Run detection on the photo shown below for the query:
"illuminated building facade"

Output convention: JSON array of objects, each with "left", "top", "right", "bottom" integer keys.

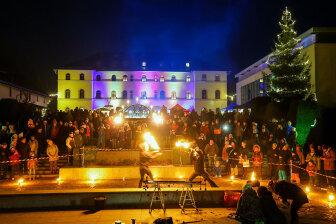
[{"left": 56, "top": 66, "right": 228, "bottom": 113}]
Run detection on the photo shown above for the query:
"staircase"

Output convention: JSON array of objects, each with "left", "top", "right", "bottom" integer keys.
[{"left": 22, "top": 157, "right": 68, "bottom": 179}]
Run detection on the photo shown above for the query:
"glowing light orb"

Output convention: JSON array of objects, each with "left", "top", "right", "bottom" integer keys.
[
  {"left": 305, "top": 187, "right": 310, "bottom": 193},
  {"left": 179, "top": 176, "right": 183, "bottom": 179},
  {"left": 329, "top": 194, "right": 335, "bottom": 201},
  {"left": 153, "top": 113, "right": 163, "bottom": 124},
  {"left": 114, "top": 116, "right": 122, "bottom": 124},
  {"left": 231, "top": 176, "right": 234, "bottom": 180},
  {"left": 223, "top": 125, "right": 229, "bottom": 131},
  {"left": 18, "top": 179, "right": 24, "bottom": 186}
]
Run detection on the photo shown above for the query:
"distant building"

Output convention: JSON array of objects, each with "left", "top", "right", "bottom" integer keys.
[
  {"left": 0, "top": 79, "right": 50, "bottom": 107},
  {"left": 235, "top": 27, "right": 336, "bottom": 107}
]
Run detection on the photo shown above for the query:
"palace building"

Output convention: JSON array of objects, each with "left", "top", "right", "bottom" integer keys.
[
  {"left": 235, "top": 27, "right": 336, "bottom": 107},
  {"left": 55, "top": 53, "right": 228, "bottom": 113}
]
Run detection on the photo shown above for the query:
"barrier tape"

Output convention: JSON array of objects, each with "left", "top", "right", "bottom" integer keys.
[
  {"left": 292, "top": 164, "right": 336, "bottom": 180},
  {"left": 0, "top": 153, "right": 84, "bottom": 164},
  {"left": 82, "top": 147, "right": 173, "bottom": 151}
]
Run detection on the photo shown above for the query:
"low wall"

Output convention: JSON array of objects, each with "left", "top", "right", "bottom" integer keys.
[{"left": 59, "top": 166, "right": 194, "bottom": 181}]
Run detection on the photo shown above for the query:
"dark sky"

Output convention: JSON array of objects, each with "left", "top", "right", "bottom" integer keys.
[{"left": 0, "top": 0, "right": 335, "bottom": 94}]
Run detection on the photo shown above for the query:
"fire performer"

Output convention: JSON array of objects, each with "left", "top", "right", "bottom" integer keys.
[{"left": 189, "top": 146, "right": 218, "bottom": 187}]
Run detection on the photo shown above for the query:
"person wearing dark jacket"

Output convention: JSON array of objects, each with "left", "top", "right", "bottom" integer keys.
[
  {"left": 257, "top": 186, "right": 286, "bottom": 224},
  {"left": 0, "top": 142, "right": 8, "bottom": 179},
  {"left": 239, "top": 140, "right": 250, "bottom": 179},
  {"left": 268, "top": 180, "right": 308, "bottom": 224},
  {"left": 267, "top": 143, "right": 279, "bottom": 180},
  {"left": 228, "top": 144, "right": 240, "bottom": 178},
  {"left": 17, "top": 137, "right": 30, "bottom": 174},
  {"left": 189, "top": 146, "right": 218, "bottom": 187}
]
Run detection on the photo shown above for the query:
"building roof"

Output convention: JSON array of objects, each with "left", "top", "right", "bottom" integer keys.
[
  {"left": 235, "top": 27, "right": 336, "bottom": 78},
  {"left": 0, "top": 79, "right": 49, "bottom": 98},
  {"left": 55, "top": 52, "right": 228, "bottom": 72}
]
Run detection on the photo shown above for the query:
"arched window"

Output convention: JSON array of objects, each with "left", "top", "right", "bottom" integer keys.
[
  {"left": 111, "top": 75, "right": 116, "bottom": 81},
  {"left": 130, "top": 75, "right": 134, "bottom": 81},
  {"left": 111, "top": 90, "right": 116, "bottom": 99},
  {"left": 142, "top": 75, "right": 146, "bottom": 82},
  {"left": 171, "top": 91, "right": 176, "bottom": 100},
  {"left": 160, "top": 91, "right": 165, "bottom": 99},
  {"left": 141, "top": 91, "right": 147, "bottom": 99},
  {"left": 79, "top": 89, "right": 84, "bottom": 99},
  {"left": 65, "top": 89, "right": 70, "bottom": 98},
  {"left": 160, "top": 75, "right": 164, "bottom": 82},
  {"left": 171, "top": 75, "right": 176, "bottom": 81},
  {"left": 130, "top": 91, "right": 134, "bottom": 99},
  {"left": 186, "top": 75, "right": 191, "bottom": 82},
  {"left": 186, "top": 91, "right": 191, "bottom": 99},
  {"left": 122, "top": 90, "right": 127, "bottom": 99},
  {"left": 202, "top": 74, "right": 207, "bottom": 81},
  {"left": 154, "top": 90, "right": 158, "bottom": 99},
  {"left": 123, "top": 75, "right": 128, "bottom": 82},
  {"left": 215, "top": 90, "right": 220, "bottom": 99},
  {"left": 96, "top": 75, "right": 101, "bottom": 81},
  {"left": 66, "top": 73, "right": 70, "bottom": 80},
  {"left": 202, "top": 90, "right": 207, "bottom": 99},
  {"left": 215, "top": 74, "right": 220, "bottom": 81},
  {"left": 80, "top": 73, "right": 84, "bottom": 80},
  {"left": 96, "top": 90, "right": 101, "bottom": 99},
  {"left": 154, "top": 75, "right": 158, "bottom": 82}
]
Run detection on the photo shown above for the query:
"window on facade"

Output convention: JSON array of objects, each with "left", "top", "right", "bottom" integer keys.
[
  {"left": 111, "top": 90, "right": 116, "bottom": 99},
  {"left": 142, "top": 75, "right": 146, "bottom": 82},
  {"left": 202, "top": 74, "right": 207, "bottom": 81},
  {"left": 171, "top": 75, "right": 176, "bottom": 81},
  {"left": 142, "top": 61, "right": 146, "bottom": 67},
  {"left": 241, "top": 79, "right": 264, "bottom": 104},
  {"left": 112, "top": 75, "right": 116, "bottom": 81},
  {"left": 154, "top": 90, "right": 158, "bottom": 99},
  {"left": 96, "top": 90, "right": 101, "bottom": 99},
  {"left": 130, "top": 75, "right": 134, "bottom": 81},
  {"left": 186, "top": 62, "right": 190, "bottom": 68},
  {"left": 186, "top": 75, "right": 191, "bottom": 82},
  {"left": 186, "top": 91, "right": 191, "bottom": 99},
  {"left": 79, "top": 89, "right": 84, "bottom": 99},
  {"left": 123, "top": 75, "right": 128, "bottom": 82},
  {"left": 202, "top": 90, "right": 207, "bottom": 99},
  {"left": 9, "top": 87, "right": 12, "bottom": 97},
  {"left": 160, "top": 91, "right": 165, "bottom": 99},
  {"left": 66, "top": 73, "right": 70, "bottom": 80},
  {"left": 65, "top": 89, "right": 70, "bottom": 99},
  {"left": 171, "top": 91, "right": 176, "bottom": 100},
  {"left": 122, "top": 90, "right": 127, "bottom": 99},
  {"left": 154, "top": 75, "right": 158, "bottom": 82},
  {"left": 130, "top": 91, "right": 134, "bottom": 99},
  {"left": 141, "top": 91, "right": 147, "bottom": 99},
  {"left": 96, "top": 75, "right": 101, "bottom": 81},
  {"left": 160, "top": 75, "right": 164, "bottom": 82},
  {"left": 215, "top": 90, "right": 220, "bottom": 99},
  {"left": 215, "top": 74, "right": 220, "bottom": 81},
  {"left": 80, "top": 73, "right": 84, "bottom": 80}
]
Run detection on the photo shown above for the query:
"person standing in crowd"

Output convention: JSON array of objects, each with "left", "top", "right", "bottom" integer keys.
[
  {"left": 213, "top": 119, "right": 222, "bottom": 148},
  {"left": 227, "top": 141, "right": 239, "bottom": 178},
  {"left": 28, "top": 135, "right": 39, "bottom": 156},
  {"left": 234, "top": 121, "right": 243, "bottom": 146},
  {"left": 291, "top": 151, "right": 301, "bottom": 184},
  {"left": 8, "top": 146, "right": 21, "bottom": 180},
  {"left": 66, "top": 132, "right": 75, "bottom": 166},
  {"left": 251, "top": 144, "right": 263, "bottom": 180},
  {"left": 239, "top": 140, "right": 249, "bottom": 179},
  {"left": 204, "top": 139, "right": 219, "bottom": 173},
  {"left": 213, "top": 160, "right": 222, "bottom": 178},
  {"left": 35, "top": 127, "right": 45, "bottom": 157},
  {"left": 321, "top": 146, "right": 336, "bottom": 189},
  {"left": 27, "top": 151, "right": 38, "bottom": 180},
  {"left": 306, "top": 144, "right": 321, "bottom": 185},
  {"left": 17, "top": 137, "right": 30, "bottom": 174},
  {"left": 306, "top": 160, "right": 318, "bottom": 187},
  {"left": 97, "top": 123, "right": 106, "bottom": 148},
  {"left": 267, "top": 143, "right": 279, "bottom": 180},
  {"left": 0, "top": 142, "right": 8, "bottom": 179},
  {"left": 73, "top": 129, "right": 83, "bottom": 167},
  {"left": 279, "top": 144, "right": 292, "bottom": 181},
  {"left": 46, "top": 139, "right": 59, "bottom": 174}
]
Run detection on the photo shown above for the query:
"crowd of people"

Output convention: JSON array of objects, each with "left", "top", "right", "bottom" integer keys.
[{"left": 0, "top": 107, "right": 335, "bottom": 189}]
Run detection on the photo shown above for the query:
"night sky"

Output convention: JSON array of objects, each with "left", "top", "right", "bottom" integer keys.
[{"left": 0, "top": 0, "right": 335, "bottom": 94}]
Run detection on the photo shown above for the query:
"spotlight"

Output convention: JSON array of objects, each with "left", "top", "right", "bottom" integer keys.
[
  {"left": 230, "top": 176, "right": 234, "bottom": 180},
  {"left": 305, "top": 187, "right": 310, "bottom": 193},
  {"left": 329, "top": 194, "right": 335, "bottom": 201},
  {"left": 114, "top": 116, "right": 122, "bottom": 124},
  {"left": 223, "top": 125, "right": 229, "bottom": 131}
]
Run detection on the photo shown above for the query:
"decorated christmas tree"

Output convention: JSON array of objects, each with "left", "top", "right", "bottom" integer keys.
[{"left": 265, "top": 7, "right": 311, "bottom": 101}]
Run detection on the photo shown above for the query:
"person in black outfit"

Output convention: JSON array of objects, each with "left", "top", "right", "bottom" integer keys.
[
  {"left": 188, "top": 146, "right": 218, "bottom": 187},
  {"left": 138, "top": 142, "right": 162, "bottom": 188},
  {"left": 267, "top": 143, "right": 279, "bottom": 180},
  {"left": 268, "top": 180, "right": 308, "bottom": 224}
]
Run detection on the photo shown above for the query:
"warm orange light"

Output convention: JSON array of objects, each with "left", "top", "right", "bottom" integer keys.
[
  {"left": 329, "top": 194, "right": 335, "bottom": 201},
  {"left": 18, "top": 178, "right": 24, "bottom": 186},
  {"left": 114, "top": 116, "right": 122, "bottom": 124},
  {"left": 179, "top": 176, "right": 183, "bottom": 179},
  {"left": 144, "top": 132, "right": 160, "bottom": 150},
  {"left": 231, "top": 176, "right": 234, "bottom": 180},
  {"left": 305, "top": 187, "right": 310, "bottom": 193},
  {"left": 251, "top": 172, "right": 255, "bottom": 181}
]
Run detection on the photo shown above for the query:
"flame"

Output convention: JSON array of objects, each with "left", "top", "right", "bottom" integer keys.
[
  {"left": 329, "top": 194, "right": 334, "bottom": 201},
  {"left": 144, "top": 132, "right": 160, "bottom": 150},
  {"left": 251, "top": 172, "right": 255, "bottom": 181},
  {"left": 231, "top": 176, "right": 234, "bottom": 180}
]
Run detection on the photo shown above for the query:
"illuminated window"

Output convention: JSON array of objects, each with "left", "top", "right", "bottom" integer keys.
[
  {"left": 160, "top": 91, "right": 165, "bottom": 99},
  {"left": 171, "top": 91, "right": 176, "bottom": 100},
  {"left": 122, "top": 90, "right": 128, "bottom": 99},
  {"left": 65, "top": 89, "right": 70, "bottom": 99},
  {"left": 160, "top": 75, "right": 164, "bottom": 82},
  {"left": 66, "top": 73, "right": 70, "bottom": 80},
  {"left": 130, "top": 91, "right": 134, "bottom": 99},
  {"left": 171, "top": 75, "right": 176, "bottom": 81},
  {"left": 186, "top": 75, "right": 191, "bottom": 82},
  {"left": 141, "top": 91, "right": 147, "bottom": 99},
  {"left": 111, "top": 90, "right": 116, "bottom": 99},
  {"left": 112, "top": 75, "right": 116, "bottom": 81},
  {"left": 154, "top": 75, "right": 158, "bottom": 82},
  {"left": 202, "top": 74, "right": 207, "bottom": 81},
  {"left": 123, "top": 75, "right": 128, "bottom": 82},
  {"left": 186, "top": 62, "right": 190, "bottom": 68},
  {"left": 215, "top": 90, "right": 220, "bottom": 99},
  {"left": 215, "top": 74, "right": 220, "bottom": 81},
  {"left": 96, "top": 90, "right": 101, "bottom": 99},
  {"left": 142, "top": 61, "right": 146, "bottom": 67},
  {"left": 80, "top": 73, "right": 84, "bottom": 80},
  {"left": 79, "top": 89, "right": 84, "bottom": 99},
  {"left": 186, "top": 91, "right": 191, "bottom": 99},
  {"left": 154, "top": 90, "right": 158, "bottom": 99},
  {"left": 142, "top": 75, "right": 146, "bottom": 82},
  {"left": 202, "top": 90, "right": 207, "bottom": 99},
  {"left": 96, "top": 75, "right": 101, "bottom": 81}
]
